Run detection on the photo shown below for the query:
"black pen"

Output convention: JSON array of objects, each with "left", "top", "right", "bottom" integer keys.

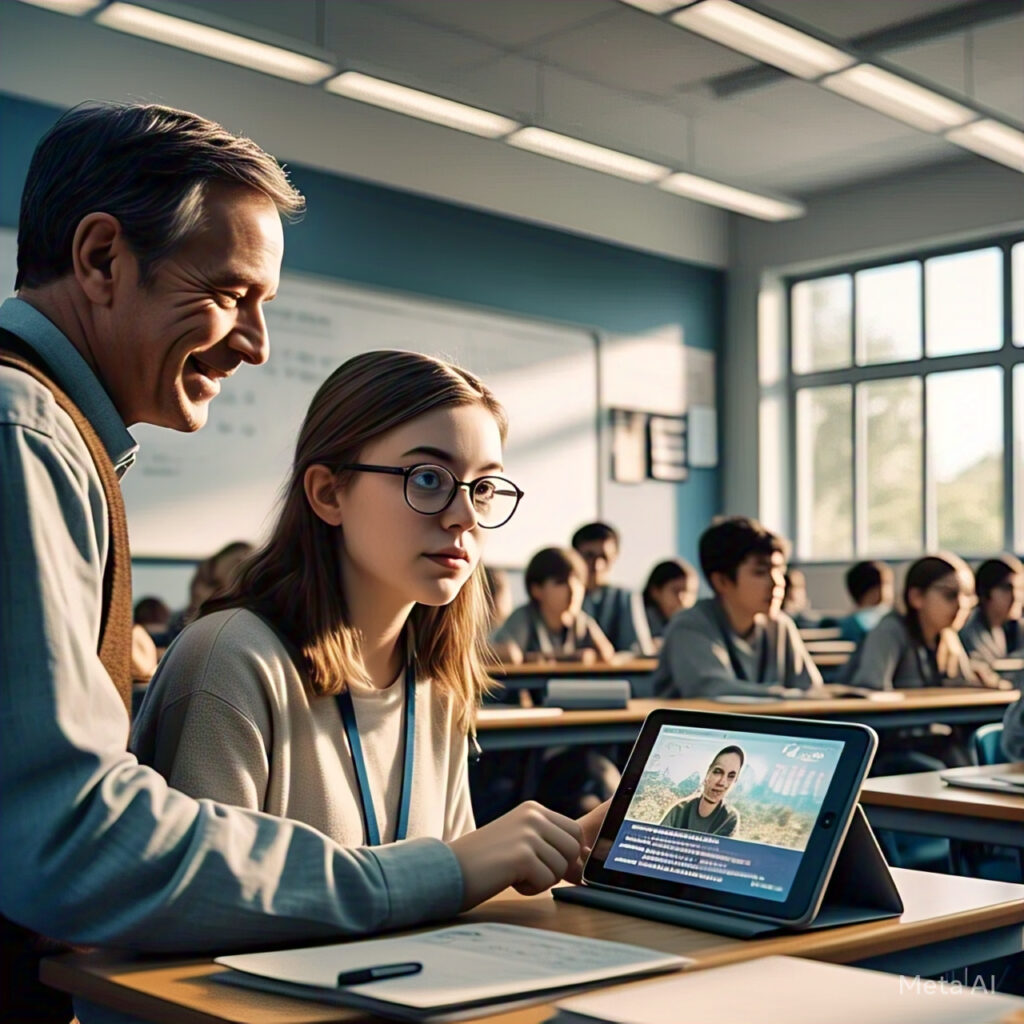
[{"left": 336, "top": 961, "right": 423, "bottom": 986}]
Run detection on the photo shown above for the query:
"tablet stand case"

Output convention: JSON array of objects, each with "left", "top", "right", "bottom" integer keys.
[{"left": 554, "top": 806, "right": 903, "bottom": 939}]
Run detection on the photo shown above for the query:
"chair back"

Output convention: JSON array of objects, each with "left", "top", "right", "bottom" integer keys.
[{"left": 971, "top": 722, "right": 1005, "bottom": 765}]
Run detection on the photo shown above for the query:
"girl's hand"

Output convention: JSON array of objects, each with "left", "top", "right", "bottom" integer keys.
[
  {"left": 448, "top": 802, "right": 583, "bottom": 909},
  {"left": 564, "top": 798, "right": 612, "bottom": 883}
]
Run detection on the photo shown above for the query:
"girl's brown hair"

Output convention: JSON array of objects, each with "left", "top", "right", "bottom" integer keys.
[{"left": 203, "top": 350, "right": 506, "bottom": 730}]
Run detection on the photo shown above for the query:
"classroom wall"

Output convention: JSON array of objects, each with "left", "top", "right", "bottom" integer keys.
[
  {"left": 723, "top": 157, "right": 1024, "bottom": 609},
  {"left": 0, "top": 92, "right": 724, "bottom": 609}
]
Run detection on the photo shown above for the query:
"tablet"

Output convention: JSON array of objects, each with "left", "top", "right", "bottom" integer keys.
[{"left": 583, "top": 709, "right": 877, "bottom": 928}]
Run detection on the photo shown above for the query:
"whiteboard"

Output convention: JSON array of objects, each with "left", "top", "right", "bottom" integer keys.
[{"left": 121, "top": 271, "right": 599, "bottom": 563}]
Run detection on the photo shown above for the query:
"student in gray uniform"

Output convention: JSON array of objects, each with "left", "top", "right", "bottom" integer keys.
[
  {"left": 643, "top": 557, "right": 699, "bottom": 641},
  {"left": 848, "top": 554, "right": 985, "bottom": 690},
  {"left": 492, "top": 546, "right": 614, "bottom": 662},
  {"left": 836, "top": 560, "right": 894, "bottom": 646},
  {"left": 572, "top": 521, "right": 655, "bottom": 654},
  {"left": 660, "top": 745, "right": 744, "bottom": 837},
  {"left": 653, "top": 517, "right": 823, "bottom": 699},
  {"left": 960, "top": 555, "right": 1024, "bottom": 668}
]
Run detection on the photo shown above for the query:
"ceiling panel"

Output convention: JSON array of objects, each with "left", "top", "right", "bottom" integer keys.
[
  {"left": 321, "top": 2, "right": 505, "bottom": 88},
  {"left": 373, "top": 0, "right": 615, "bottom": 50},
  {"left": 179, "top": 0, "right": 321, "bottom": 47},
  {"left": 692, "top": 78, "right": 960, "bottom": 189},
  {"left": 758, "top": 0, "right": 970, "bottom": 40},
  {"left": 526, "top": 5, "right": 754, "bottom": 95}
]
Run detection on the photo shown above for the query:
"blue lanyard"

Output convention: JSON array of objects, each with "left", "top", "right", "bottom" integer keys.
[{"left": 335, "top": 660, "right": 416, "bottom": 845}]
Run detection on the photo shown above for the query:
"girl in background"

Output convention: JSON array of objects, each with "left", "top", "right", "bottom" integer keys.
[
  {"left": 850, "top": 554, "right": 979, "bottom": 690},
  {"left": 961, "top": 554, "right": 1024, "bottom": 667},
  {"left": 642, "top": 558, "right": 699, "bottom": 642},
  {"left": 133, "top": 351, "right": 602, "bottom": 924}
]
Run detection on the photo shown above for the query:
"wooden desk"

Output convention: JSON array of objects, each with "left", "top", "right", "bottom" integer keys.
[
  {"left": 860, "top": 764, "right": 1024, "bottom": 847},
  {"left": 42, "top": 870, "right": 1024, "bottom": 1024},
  {"left": 475, "top": 689, "right": 1020, "bottom": 752}
]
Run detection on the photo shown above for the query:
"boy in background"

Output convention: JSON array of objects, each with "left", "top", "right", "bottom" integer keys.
[
  {"left": 653, "top": 516, "right": 823, "bottom": 699},
  {"left": 571, "top": 521, "right": 655, "bottom": 655},
  {"left": 837, "top": 560, "right": 894, "bottom": 646},
  {"left": 492, "top": 547, "right": 614, "bottom": 663}
]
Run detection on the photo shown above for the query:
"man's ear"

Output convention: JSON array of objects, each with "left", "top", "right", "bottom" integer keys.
[
  {"left": 304, "top": 464, "right": 344, "bottom": 526},
  {"left": 71, "top": 213, "right": 129, "bottom": 306}
]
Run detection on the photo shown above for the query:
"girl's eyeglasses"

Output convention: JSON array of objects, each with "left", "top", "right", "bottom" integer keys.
[{"left": 339, "top": 463, "right": 524, "bottom": 528}]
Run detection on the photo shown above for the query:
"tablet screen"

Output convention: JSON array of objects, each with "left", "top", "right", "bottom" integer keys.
[{"left": 601, "top": 722, "right": 846, "bottom": 904}]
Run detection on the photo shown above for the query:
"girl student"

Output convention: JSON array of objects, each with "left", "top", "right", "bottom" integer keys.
[
  {"left": 849, "top": 553, "right": 1002, "bottom": 691},
  {"left": 131, "top": 350, "right": 603, "bottom": 921},
  {"left": 960, "top": 554, "right": 1024, "bottom": 667},
  {"left": 642, "top": 558, "right": 699, "bottom": 642}
]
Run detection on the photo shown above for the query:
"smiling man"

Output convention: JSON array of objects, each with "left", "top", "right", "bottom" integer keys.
[
  {"left": 0, "top": 102, "right": 474, "bottom": 1024},
  {"left": 652, "top": 516, "right": 823, "bottom": 699}
]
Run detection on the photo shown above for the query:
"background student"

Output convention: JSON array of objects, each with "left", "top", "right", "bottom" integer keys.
[
  {"left": 653, "top": 516, "right": 823, "bottom": 699},
  {"left": 782, "top": 567, "right": 820, "bottom": 628},
  {"left": 571, "top": 521, "right": 655, "bottom": 654},
  {"left": 848, "top": 554, "right": 985, "bottom": 691},
  {"left": 492, "top": 546, "right": 614, "bottom": 663},
  {"left": 132, "top": 352, "right": 601, "bottom": 934},
  {"left": 961, "top": 554, "right": 1024, "bottom": 666},
  {"left": 836, "top": 560, "right": 894, "bottom": 645},
  {"left": 642, "top": 557, "right": 699, "bottom": 641}
]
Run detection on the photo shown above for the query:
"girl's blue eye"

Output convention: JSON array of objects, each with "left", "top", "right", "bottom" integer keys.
[{"left": 411, "top": 469, "right": 443, "bottom": 491}]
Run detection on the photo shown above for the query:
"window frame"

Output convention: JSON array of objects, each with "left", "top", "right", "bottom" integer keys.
[{"left": 786, "top": 233, "right": 1023, "bottom": 563}]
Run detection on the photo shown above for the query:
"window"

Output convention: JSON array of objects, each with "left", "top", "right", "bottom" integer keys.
[{"left": 788, "top": 237, "right": 1023, "bottom": 560}]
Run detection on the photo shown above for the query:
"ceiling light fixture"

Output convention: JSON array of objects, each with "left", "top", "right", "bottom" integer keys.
[
  {"left": 821, "top": 64, "right": 978, "bottom": 134},
  {"left": 325, "top": 72, "right": 519, "bottom": 139},
  {"left": 658, "top": 171, "right": 805, "bottom": 220},
  {"left": 618, "top": 0, "right": 699, "bottom": 13},
  {"left": 15, "top": 0, "right": 102, "bottom": 13},
  {"left": 95, "top": 2, "right": 335, "bottom": 84},
  {"left": 506, "top": 127, "right": 670, "bottom": 183},
  {"left": 946, "top": 119, "right": 1024, "bottom": 172},
  {"left": 670, "top": 0, "right": 854, "bottom": 80}
]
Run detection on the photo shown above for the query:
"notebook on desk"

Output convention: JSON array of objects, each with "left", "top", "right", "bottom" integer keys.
[{"left": 213, "top": 922, "right": 688, "bottom": 1022}]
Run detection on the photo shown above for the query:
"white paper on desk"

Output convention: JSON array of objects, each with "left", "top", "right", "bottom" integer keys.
[
  {"left": 216, "top": 923, "right": 688, "bottom": 1012},
  {"left": 555, "top": 956, "right": 1024, "bottom": 1024}
]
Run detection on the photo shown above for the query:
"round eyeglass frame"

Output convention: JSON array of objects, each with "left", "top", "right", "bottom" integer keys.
[{"left": 338, "top": 462, "right": 524, "bottom": 528}]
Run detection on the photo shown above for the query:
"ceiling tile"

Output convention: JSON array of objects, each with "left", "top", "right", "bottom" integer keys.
[
  {"left": 177, "top": 0, "right": 321, "bottom": 47},
  {"left": 372, "top": 0, "right": 615, "bottom": 50},
  {"left": 526, "top": 6, "right": 754, "bottom": 95},
  {"left": 322, "top": 2, "right": 505, "bottom": 89},
  {"left": 758, "top": 0, "right": 968, "bottom": 40}
]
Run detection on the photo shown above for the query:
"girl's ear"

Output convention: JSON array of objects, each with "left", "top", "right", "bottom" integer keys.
[
  {"left": 906, "top": 586, "right": 924, "bottom": 611},
  {"left": 304, "top": 464, "right": 344, "bottom": 526}
]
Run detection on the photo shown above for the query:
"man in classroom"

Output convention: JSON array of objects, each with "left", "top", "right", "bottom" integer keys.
[{"left": 0, "top": 101, "right": 591, "bottom": 1023}]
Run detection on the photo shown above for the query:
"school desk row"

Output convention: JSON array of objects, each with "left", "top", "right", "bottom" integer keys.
[
  {"left": 475, "top": 686, "right": 1021, "bottom": 752},
  {"left": 43, "top": 864, "right": 1024, "bottom": 1023}
]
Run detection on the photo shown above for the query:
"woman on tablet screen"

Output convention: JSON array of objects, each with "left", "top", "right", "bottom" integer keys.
[
  {"left": 132, "top": 350, "right": 606, "bottom": 923},
  {"left": 660, "top": 745, "right": 744, "bottom": 837}
]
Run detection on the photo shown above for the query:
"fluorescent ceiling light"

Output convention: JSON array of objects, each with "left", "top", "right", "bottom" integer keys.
[
  {"left": 821, "top": 64, "right": 978, "bottom": 133},
  {"left": 658, "top": 172, "right": 805, "bottom": 220},
  {"left": 946, "top": 119, "right": 1024, "bottom": 172},
  {"left": 15, "top": 0, "right": 102, "bottom": 12},
  {"left": 618, "top": 0, "right": 699, "bottom": 13},
  {"left": 95, "top": 3, "right": 335, "bottom": 84},
  {"left": 325, "top": 72, "right": 519, "bottom": 139},
  {"left": 506, "top": 127, "right": 669, "bottom": 183},
  {"left": 671, "top": 0, "right": 853, "bottom": 79}
]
